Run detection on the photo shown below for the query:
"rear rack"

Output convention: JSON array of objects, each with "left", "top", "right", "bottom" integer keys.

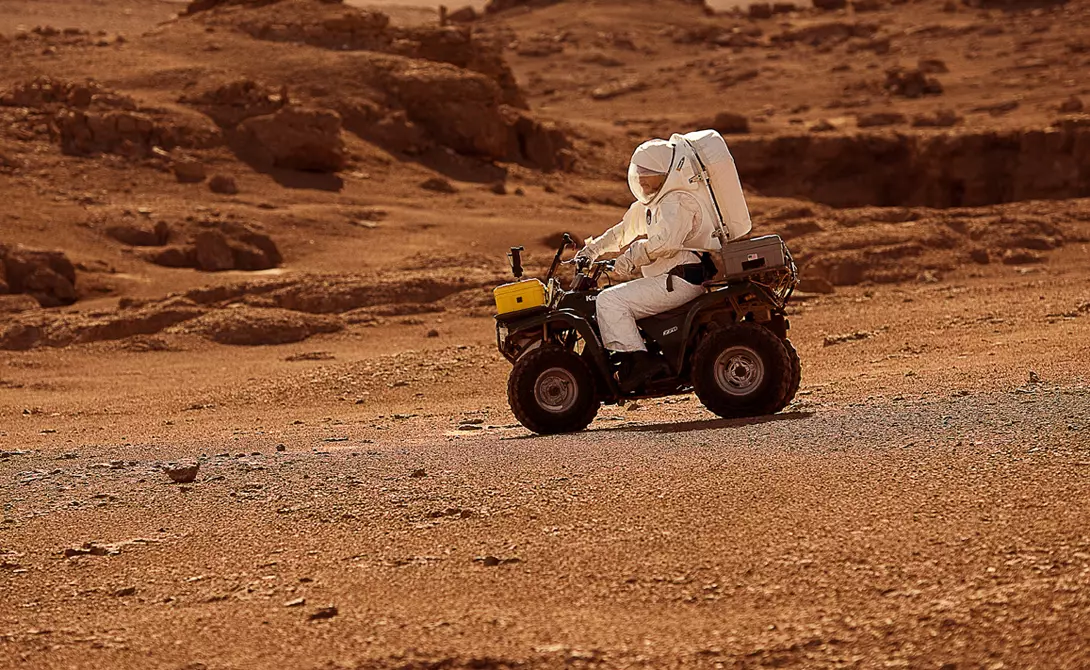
[{"left": 704, "top": 240, "right": 799, "bottom": 311}]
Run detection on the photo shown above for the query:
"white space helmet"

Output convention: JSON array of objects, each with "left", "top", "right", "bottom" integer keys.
[{"left": 627, "top": 139, "right": 675, "bottom": 205}]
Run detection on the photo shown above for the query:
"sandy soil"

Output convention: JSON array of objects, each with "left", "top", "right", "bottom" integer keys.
[{"left": 1, "top": 0, "right": 1090, "bottom": 667}]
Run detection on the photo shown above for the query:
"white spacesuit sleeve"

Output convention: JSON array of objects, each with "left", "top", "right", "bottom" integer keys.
[
  {"left": 623, "top": 193, "right": 700, "bottom": 269},
  {"left": 586, "top": 203, "right": 645, "bottom": 256}
]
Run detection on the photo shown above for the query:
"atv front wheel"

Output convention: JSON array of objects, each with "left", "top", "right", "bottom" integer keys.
[
  {"left": 692, "top": 323, "right": 792, "bottom": 420},
  {"left": 508, "top": 345, "right": 599, "bottom": 435}
]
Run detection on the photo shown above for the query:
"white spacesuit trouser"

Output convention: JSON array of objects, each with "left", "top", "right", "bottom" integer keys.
[{"left": 596, "top": 275, "right": 705, "bottom": 353}]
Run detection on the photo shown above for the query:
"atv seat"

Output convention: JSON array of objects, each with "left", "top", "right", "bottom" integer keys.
[{"left": 636, "top": 299, "right": 697, "bottom": 334}]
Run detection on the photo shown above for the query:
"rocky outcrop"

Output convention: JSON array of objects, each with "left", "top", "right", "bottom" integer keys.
[
  {"left": 0, "top": 244, "right": 77, "bottom": 307},
  {"left": 2, "top": 77, "right": 222, "bottom": 157},
  {"left": 179, "top": 79, "right": 288, "bottom": 128},
  {"left": 730, "top": 125, "right": 1090, "bottom": 208}
]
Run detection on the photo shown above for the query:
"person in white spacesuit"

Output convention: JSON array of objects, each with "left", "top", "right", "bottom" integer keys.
[{"left": 576, "top": 135, "right": 738, "bottom": 392}]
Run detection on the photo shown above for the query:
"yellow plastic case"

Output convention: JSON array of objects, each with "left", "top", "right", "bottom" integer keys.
[{"left": 494, "top": 279, "right": 546, "bottom": 315}]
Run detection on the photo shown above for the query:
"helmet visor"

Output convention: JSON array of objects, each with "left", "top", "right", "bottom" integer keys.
[{"left": 628, "top": 163, "right": 667, "bottom": 204}]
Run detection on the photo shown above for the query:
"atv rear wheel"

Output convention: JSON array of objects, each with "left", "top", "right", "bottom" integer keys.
[
  {"left": 771, "top": 338, "right": 802, "bottom": 413},
  {"left": 692, "top": 323, "right": 793, "bottom": 420},
  {"left": 508, "top": 345, "right": 599, "bottom": 435}
]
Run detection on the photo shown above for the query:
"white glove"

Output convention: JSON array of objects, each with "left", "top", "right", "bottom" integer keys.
[
  {"left": 612, "top": 254, "right": 637, "bottom": 278},
  {"left": 575, "top": 244, "right": 598, "bottom": 264}
]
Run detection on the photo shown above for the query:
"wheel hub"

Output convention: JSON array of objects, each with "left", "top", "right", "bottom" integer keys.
[
  {"left": 534, "top": 367, "right": 578, "bottom": 413},
  {"left": 713, "top": 346, "right": 765, "bottom": 396}
]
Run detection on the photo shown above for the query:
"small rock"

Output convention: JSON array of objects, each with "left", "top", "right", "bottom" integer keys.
[
  {"left": 809, "top": 119, "right": 836, "bottom": 133},
  {"left": 917, "top": 59, "right": 949, "bottom": 75},
  {"left": 911, "top": 109, "right": 961, "bottom": 128},
  {"left": 308, "top": 605, "right": 338, "bottom": 620},
  {"left": 285, "top": 597, "right": 306, "bottom": 607},
  {"left": 856, "top": 111, "right": 907, "bottom": 128},
  {"left": 1029, "top": 370, "right": 1041, "bottom": 384},
  {"left": 115, "top": 586, "right": 137, "bottom": 597},
  {"left": 276, "top": 444, "right": 286, "bottom": 452},
  {"left": 969, "top": 248, "right": 990, "bottom": 264},
  {"left": 208, "top": 174, "right": 239, "bottom": 195},
  {"left": 409, "top": 468, "right": 426, "bottom": 478},
  {"left": 748, "top": 2, "right": 773, "bottom": 19},
  {"left": 797, "top": 277, "right": 835, "bottom": 294},
  {"left": 173, "top": 159, "right": 207, "bottom": 184},
  {"left": 712, "top": 111, "right": 750, "bottom": 135},
  {"left": 1059, "top": 96, "right": 1084, "bottom": 114},
  {"left": 164, "top": 462, "right": 199, "bottom": 484},
  {"left": 426, "top": 329, "right": 440, "bottom": 338},
  {"left": 489, "top": 181, "right": 507, "bottom": 195},
  {"left": 1001, "top": 249, "right": 1043, "bottom": 265},
  {"left": 420, "top": 177, "right": 457, "bottom": 194}
]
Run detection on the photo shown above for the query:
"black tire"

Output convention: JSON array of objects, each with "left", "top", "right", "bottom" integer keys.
[
  {"left": 691, "top": 323, "right": 793, "bottom": 420},
  {"left": 772, "top": 338, "right": 802, "bottom": 413},
  {"left": 508, "top": 344, "right": 599, "bottom": 435}
]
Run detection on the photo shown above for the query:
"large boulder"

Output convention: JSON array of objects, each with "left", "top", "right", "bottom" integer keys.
[
  {"left": 143, "top": 220, "right": 281, "bottom": 272},
  {"left": 0, "top": 244, "right": 78, "bottom": 307},
  {"left": 237, "top": 105, "right": 346, "bottom": 172}
]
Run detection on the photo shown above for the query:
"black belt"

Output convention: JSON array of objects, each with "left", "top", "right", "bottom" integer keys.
[{"left": 666, "top": 252, "right": 717, "bottom": 292}]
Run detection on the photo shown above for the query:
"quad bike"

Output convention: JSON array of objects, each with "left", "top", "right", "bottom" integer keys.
[{"left": 494, "top": 233, "right": 802, "bottom": 435}]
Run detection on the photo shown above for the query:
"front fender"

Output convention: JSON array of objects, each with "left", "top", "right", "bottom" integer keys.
[{"left": 495, "top": 309, "right": 620, "bottom": 399}]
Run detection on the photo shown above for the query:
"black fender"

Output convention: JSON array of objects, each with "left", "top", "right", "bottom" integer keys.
[
  {"left": 671, "top": 282, "right": 784, "bottom": 373},
  {"left": 496, "top": 309, "right": 621, "bottom": 398}
]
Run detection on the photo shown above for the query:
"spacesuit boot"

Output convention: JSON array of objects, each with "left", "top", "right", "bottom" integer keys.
[{"left": 618, "top": 350, "right": 670, "bottom": 393}]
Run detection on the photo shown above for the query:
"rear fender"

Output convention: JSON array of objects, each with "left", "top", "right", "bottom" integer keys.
[{"left": 674, "top": 283, "right": 784, "bottom": 372}]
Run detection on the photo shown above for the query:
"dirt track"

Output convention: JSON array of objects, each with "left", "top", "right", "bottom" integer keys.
[{"left": 4, "top": 256, "right": 1090, "bottom": 668}]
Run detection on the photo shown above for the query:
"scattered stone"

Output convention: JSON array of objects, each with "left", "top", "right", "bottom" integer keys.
[
  {"left": 810, "top": 119, "right": 836, "bottom": 133},
  {"left": 276, "top": 444, "right": 287, "bottom": 452},
  {"left": 308, "top": 605, "right": 338, "bottom": 620},
  {"left": 209, "top": 174, "right": 239, "bottom": 195},
  {"left": 969, "top": 248, "right": 990, "bottom": 264},
  {"left": 1001, "top": 249, "right": 1043, "bottom": 265},
  {"left": 285, "top": 597, "right": 306, "bottom": 607},
  {"left": 115, "top": 586, "right": 137, "bottom": 597},
  {"left": 749, "top": 2, "right": 774, "bottom": 18},
  {"left": 474, "top": 555, "right": 521, "bottom": 566},
  {"left": 284, "top": 351, "right": 336, "bottom": 362},
  {"left": 711, "top": 111, "right": 750, "bottom": 135},
  {"left": 591, "top": 78, "right": 648, "bottom": 101},
  {"left": 972, "top": 100, "right": 1019, "bottom": 116},
  {"left": 489, "top": 181, "right": 507, "bottom": 195},
  {"left": 797, "top": 277, "right": 835, "bottom": 294},
  {"left": 420, "top": 177, "right": 457, "bottom": 194},
  {"left": 823, "top": 330, "right": 880, "bottom": 347},
  {"left": 885, "top": 67, "right": 943, "bottom": 98},
  {"left": 0, "top": 244, "right": 78, "bottom": 307},
  {"left": 173, "top": 159, "right": 207, "bottom": 184},
  {"left": 426, "top": 329, "right": 440, "bottom": 338},
  {"left": 856, "top": 111, "right": 907, "bottom": 128},
  {"left": 106, "top": 223, "right": 164, "bottom": 247},
  {"left": 911, "top": 109, "right": 961, "bottom": 128},
  {"left": 917, "top": 59, "right": 949, "bottom": 75},
  {"left": 1059, "top": 96, "right": 1084, "bottom": 113},
  {"left": 409, "top": 468, "right": 426, "bottom": 478},
  {"left": 1028, "top": 370, "right": 1041, "bottom": 384},
  {"left": 164, "top": 462, "right": 199, "bottom": 484}
]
